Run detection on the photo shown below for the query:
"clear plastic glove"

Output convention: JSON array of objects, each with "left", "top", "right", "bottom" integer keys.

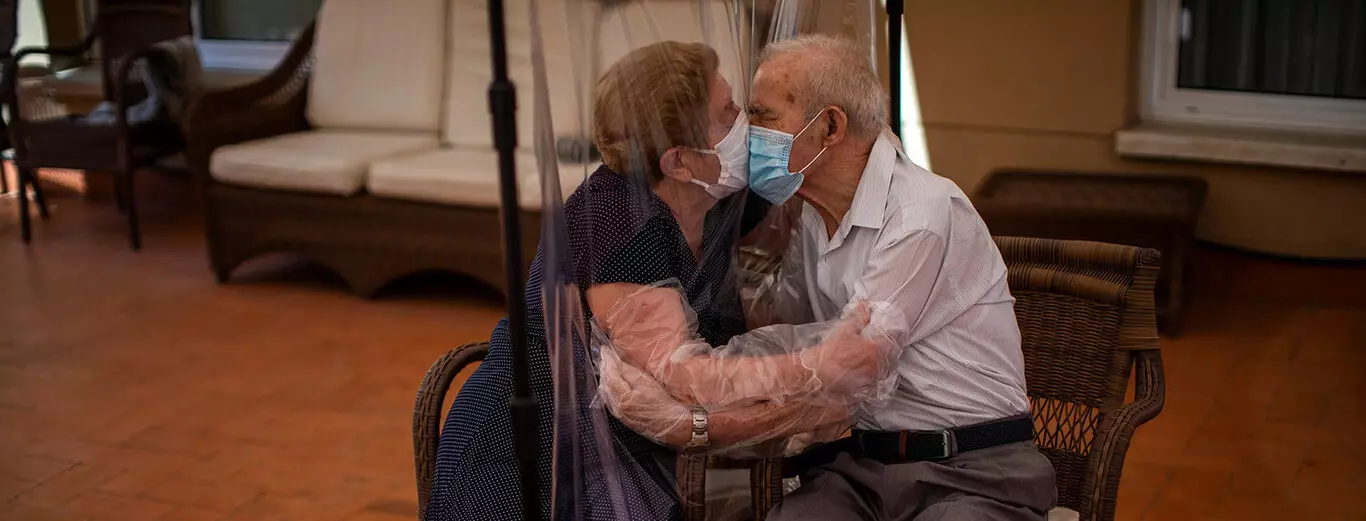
[{"left": 597, "top": 347, "right": 854, "bottom": 457}]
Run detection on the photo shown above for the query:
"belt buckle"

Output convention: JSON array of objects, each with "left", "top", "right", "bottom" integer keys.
[{"left": 924, "top": 429, "right": 958, "bottom": 460}]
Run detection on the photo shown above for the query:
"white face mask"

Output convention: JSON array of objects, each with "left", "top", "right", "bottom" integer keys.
[{"left": 688, "top": 114, "right": 750, "bottom": 200}]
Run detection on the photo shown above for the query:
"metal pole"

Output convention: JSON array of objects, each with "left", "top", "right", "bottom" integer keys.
[
  {"left": 887, "top": 0, "right": 903, "bottom": 139},
  {"left": 486, "top": 0, "right": 540, "bottom": 519}
]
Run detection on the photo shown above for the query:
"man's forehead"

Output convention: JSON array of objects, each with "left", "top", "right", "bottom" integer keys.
[{"left": 750, "top": 62, "right": 799, "bottom": 112}]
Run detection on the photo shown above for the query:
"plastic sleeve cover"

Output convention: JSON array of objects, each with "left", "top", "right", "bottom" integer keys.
[{"left": 592, "top": 280, "right": 904, "bottom": 456}]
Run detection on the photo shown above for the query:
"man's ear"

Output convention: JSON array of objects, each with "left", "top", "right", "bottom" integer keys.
[
  {"left": 821, "top": 107, "right": 850, "bottom": 147},
  {"left": 659, "top": 147, "right": 693, "bottom": 183}
]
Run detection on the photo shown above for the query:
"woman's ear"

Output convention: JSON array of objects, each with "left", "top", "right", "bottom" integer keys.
[
  {"left": 821, "top": 107, "right": 850, "bottom": 147},
  {"left": 659, "top": 147, "right": 693, "bottom": 183}
]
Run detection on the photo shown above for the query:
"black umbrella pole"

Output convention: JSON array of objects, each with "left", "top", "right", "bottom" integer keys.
[
  {"left": 486, "top": 0, "right": 541, "bottom": 520},
  {"left": 887, "top": 0, "right": 903, "bottom": 139}
]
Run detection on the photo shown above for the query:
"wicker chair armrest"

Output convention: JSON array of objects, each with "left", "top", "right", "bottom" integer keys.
[
  {"left": 995, "top": 236, "right": 1162, "bottom": 282},
  {"left": 413, "top": 342, "right": 489, "bottom": 521},
  {"left": 188, "top": 23, "right": 314, "bottom": 113},
  {"left": 182, "top": 23, "right": 315, "bottom": 179},
  {"left": 1089, "top": 348, "right": 1165, "bottom": 520}
]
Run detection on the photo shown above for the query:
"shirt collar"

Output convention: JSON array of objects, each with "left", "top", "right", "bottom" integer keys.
[
  {"left": 819, "top": 133, "right": 899, "bottom": 253},
  {"left": 847, "top": 133, "right": 899, "bottom": 231}
]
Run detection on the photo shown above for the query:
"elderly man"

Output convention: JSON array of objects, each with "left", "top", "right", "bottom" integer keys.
[{"left": 746, "top": 35, "right": 1056, "bottom": 520}]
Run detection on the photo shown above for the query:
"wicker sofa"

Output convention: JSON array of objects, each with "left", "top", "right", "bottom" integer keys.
[{"left": 184, "top": 0, "right": 742, "bottom": 296}]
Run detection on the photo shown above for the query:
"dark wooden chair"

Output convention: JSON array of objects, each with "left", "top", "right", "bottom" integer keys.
[
  {"left": 2, "top": 0, "right": 192, "bottom": 250},
  {"left": 0, "top": 0, "right": 21, "bottom": 196}
]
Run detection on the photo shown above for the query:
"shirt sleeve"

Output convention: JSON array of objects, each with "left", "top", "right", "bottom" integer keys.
[{"left": 850, "top": 220, "right": 947, "bottom": 350}]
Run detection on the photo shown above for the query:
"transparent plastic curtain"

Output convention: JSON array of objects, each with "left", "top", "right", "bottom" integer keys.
[{"left": 516, "top": 1, "right": 883, "bottom": 519}]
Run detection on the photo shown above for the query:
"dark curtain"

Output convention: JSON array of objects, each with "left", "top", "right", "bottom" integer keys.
[{"left": 1178, "top": 0, "right": 1366, "bottom": 99}]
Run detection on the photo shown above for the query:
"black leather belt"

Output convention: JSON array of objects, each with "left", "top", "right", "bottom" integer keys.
[{"left": 784, "top": 415, "right": 1035, "bottom": 476}]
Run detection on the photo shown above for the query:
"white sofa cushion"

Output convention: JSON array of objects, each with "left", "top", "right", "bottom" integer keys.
[
  {"left": 442, "top": 0, "right": 744, "bottom": 149},
  {"left": 212, "top": 130, "right": 440, "bottom": 195},
  {"left": 598, "top": 2, "right": 747, "bottom": 102},
  {"left": 367, "top": 148, "right": 597, "bottom": 210},
  {"left": 445, "top": 0, "right": 584, "bottom": 148},
  {"left": 308, "top": 0, "right": 447, "bottom": 132}
]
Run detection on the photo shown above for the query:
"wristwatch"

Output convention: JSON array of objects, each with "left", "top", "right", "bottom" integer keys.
[{"left": 685, "top": 406, "right": 710, "bottom": 450}]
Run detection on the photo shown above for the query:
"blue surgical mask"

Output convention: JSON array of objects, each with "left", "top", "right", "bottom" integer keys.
[{"left": 748, "top": 111, "right": 828, "bottom": 205}]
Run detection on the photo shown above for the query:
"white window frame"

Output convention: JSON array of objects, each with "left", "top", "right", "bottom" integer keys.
[
  {"left": 1139, "top": 0, "right": 1366, "bottom": 136},
  {"left": 190, "top": 0, "right": 294, "bottom": 71}
]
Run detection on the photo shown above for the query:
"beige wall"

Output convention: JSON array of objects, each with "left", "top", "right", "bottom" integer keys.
[{"left": 904, "top": 0, "right": 1366, "bottom": 259}]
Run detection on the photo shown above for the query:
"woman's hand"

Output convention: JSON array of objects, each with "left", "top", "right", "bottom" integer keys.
[
  {"left": 803, "top": 302, "right": 889, "bottom": 397},
  {"left": 599, "top": 349, "right": 693, "bottom": 447},
  {"left": 783, "top": 422, "right": 852, "bottom": 455},
  {"left": 600, "top": 348, "right": 857, "bottom": 454}
]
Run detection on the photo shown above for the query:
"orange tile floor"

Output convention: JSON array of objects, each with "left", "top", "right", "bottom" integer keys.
[{"left": 2, "top": 183, "right": 1364, "bottom": 520}]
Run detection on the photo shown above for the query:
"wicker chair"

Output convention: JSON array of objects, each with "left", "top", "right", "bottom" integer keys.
[
  {"left": 991, "top": 236, "right": 1166, "bottom": 520},
  {"left": 683, "top": 237, "right": 1167, "bottom": 521},
  {"left": 413, "top": 238, "right": 1166, "bottom": 521},
  {"left": 412, "top": 342, "right": 489, "bottom": 521},
  {"left": 410, "top": 341, "right": 778, "bottom": 521}
]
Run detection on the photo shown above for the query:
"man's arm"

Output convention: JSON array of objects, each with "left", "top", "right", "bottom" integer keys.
[{"left": 851, "top": 214, "right": 947, "bottom": 349}]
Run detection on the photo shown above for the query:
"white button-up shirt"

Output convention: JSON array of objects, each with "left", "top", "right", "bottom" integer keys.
[{"left": 775, "top": 133, "right": 1029, "bottom": 431}]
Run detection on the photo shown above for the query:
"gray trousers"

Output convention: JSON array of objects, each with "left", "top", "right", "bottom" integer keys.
[{"left": 767, "top": 441, "right": 1057, "bottom": 521}]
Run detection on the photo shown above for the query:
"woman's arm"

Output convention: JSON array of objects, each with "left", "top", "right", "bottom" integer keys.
[
  {"left": 599, "top": 346, "right": 852, "bottom": 454},
  {"left": 587, "top": 282, "right": 884, "bottom": 407}
]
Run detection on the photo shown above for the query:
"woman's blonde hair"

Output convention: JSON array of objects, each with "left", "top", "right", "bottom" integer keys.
[{"left": 593, "top": 41, "right": 719, "bottom": 184}]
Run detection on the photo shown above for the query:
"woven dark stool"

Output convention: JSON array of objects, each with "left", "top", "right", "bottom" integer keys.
[{"left": 974, "top": 170, "right": 1208, "bottom": 336}]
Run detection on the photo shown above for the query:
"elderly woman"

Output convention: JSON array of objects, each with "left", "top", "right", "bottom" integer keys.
[{"left": 425, "top": 41, "right": 888, "bottom": 521}]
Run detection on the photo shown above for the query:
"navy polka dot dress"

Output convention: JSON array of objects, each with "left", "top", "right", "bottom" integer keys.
[{"left": 425, "top": 166, "right": 761, "bottom": 520}]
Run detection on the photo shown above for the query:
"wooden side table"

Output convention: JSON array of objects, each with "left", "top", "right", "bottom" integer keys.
[{"left": 974, "top": 170, "right": 1208, "bottom": 336}]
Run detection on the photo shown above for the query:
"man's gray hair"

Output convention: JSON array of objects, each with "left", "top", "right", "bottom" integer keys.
[{"left": 759, "top": 34, "right": 889, "bottom": 138}]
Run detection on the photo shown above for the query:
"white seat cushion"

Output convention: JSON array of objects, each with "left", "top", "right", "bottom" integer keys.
[
  {"left": 367, "top": 148, "right": 596, "bottom": 210},
  {"left": 308, "top": 0, "right": 447, "bottom": 132},
  {"left": 211, "top": 130, "right": 440, "bottom": 195}
]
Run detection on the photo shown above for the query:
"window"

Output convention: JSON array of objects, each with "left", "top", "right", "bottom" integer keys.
[
  {"left": 193, "top": 0, "right": 321, "bottom": 70},
  {"left": 1140, "top": 0, "right": 1366, "bottom": 134}
]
